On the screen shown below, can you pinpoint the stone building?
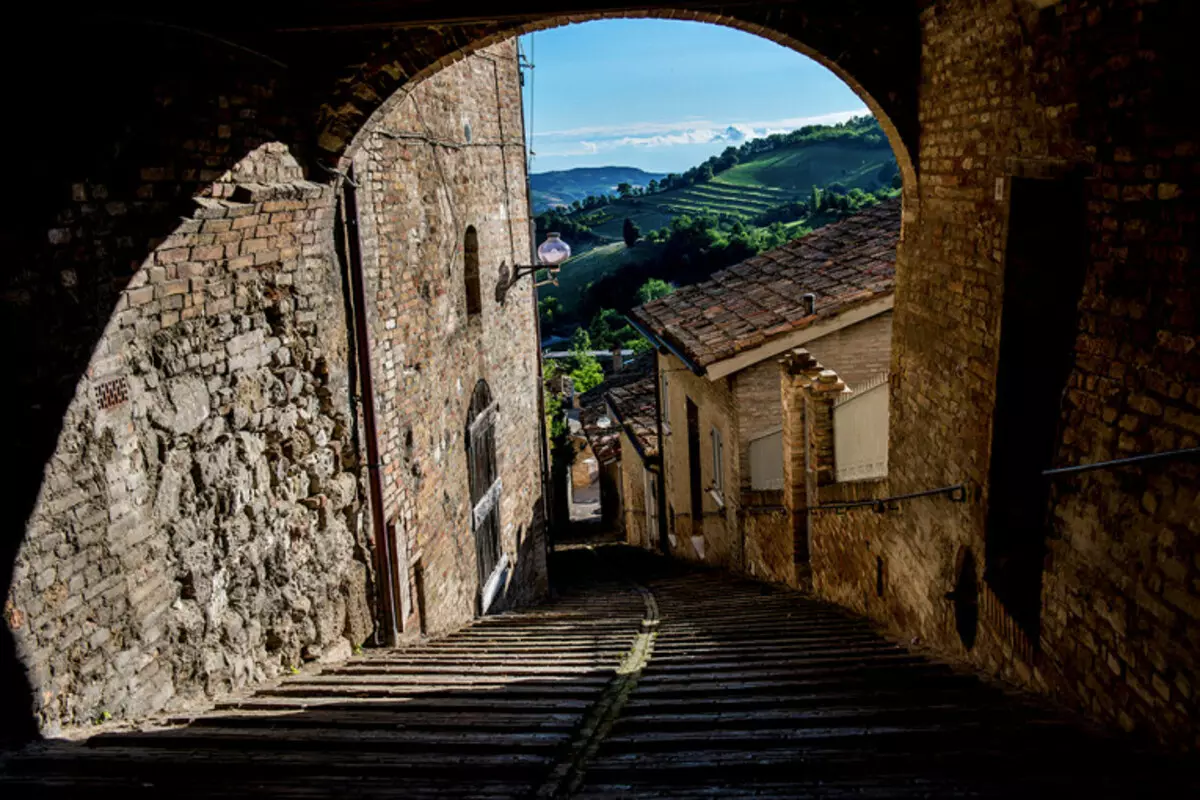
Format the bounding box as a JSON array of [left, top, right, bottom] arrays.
[[353, 41, 547, 636], [579, 354, 660, 546], [629, 201, 898, 581], [1, 41, 546, 739], [2, 0, 1199, 753]]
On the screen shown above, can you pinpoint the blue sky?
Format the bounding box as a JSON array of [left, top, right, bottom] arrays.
[[519, 19, 868, 175]]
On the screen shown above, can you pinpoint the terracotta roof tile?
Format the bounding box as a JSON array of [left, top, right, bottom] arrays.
[[578, 353, 654, 464], [606, 377, 659, 461], [629, 199, 900, 369]]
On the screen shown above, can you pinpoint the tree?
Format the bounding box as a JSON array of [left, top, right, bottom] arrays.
[[616, 182, 633, 198], [622, 218, 640, 248], [809, 185, 822, 213], [637, 278, 674, 304], [538, 296, 563, 328], [647, 179, 659, 194], [568, 329, 605, 394]]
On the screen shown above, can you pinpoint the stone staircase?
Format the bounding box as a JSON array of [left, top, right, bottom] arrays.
[[1, 546, 1195, 798]]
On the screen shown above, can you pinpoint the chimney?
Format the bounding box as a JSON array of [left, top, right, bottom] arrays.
[[611, 346, 623, 373], [801, 293, 817, 316]]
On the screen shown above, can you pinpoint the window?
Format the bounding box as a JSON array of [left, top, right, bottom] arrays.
[[660, 369, 670, 426], [463, 226, 481, 317], [686, 398, 702, 524], [748, 430, 784, 490], [644, 471, 659, 549], [710, 425, 725, 501]]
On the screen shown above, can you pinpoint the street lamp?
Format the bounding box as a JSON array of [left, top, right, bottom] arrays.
[[495, 232, 572, 304]]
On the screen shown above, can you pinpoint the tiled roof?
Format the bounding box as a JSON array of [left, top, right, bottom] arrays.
[[629, 199, 900, 369], [606, 377, 659, 462], [578, 353, 654, 464]]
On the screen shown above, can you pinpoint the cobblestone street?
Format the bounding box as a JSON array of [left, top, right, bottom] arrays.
[[2, 545, 1195, 798]]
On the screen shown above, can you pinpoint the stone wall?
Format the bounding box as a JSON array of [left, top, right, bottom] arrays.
[[354, 41, 546, 636], [5, 144, 374, 735]]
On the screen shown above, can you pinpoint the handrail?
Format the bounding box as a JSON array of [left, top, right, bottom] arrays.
[[813, 483, 966, 514], [1042, 447, 1200, 478]]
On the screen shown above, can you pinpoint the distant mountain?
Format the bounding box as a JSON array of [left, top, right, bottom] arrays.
[[531, 167, 666, 213]]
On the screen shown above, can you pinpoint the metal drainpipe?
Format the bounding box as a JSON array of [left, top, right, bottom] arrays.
[[339, 163, 399, 645]]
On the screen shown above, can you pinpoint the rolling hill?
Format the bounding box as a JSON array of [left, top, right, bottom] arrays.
[[531, 166, 666, 212], [572, 140, 895, 241], [539, 240, 664, 318]]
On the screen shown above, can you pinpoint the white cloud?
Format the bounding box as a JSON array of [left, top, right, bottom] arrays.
[[532, 108, 870, 157], [533, 108, 869, 154], [540, 107, 868, 142]]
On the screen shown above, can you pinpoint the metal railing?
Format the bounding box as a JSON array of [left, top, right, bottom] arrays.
[[1042, 447, 1200, 478], [813, 483, 967, 514]]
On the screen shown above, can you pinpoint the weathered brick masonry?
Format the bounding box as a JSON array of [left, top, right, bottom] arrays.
[[811, 0, 1200, 750], [354, 41, 546, 635], [3, 0, 1198, 750], [1, 26, 544, 740]]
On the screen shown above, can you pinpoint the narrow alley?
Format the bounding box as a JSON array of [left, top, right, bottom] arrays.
[[2, 545, 1193, 798]]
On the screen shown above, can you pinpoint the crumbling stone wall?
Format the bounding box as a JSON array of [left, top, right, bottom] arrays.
[[5, 143, 373, 735], [354, 41, 547, 636]]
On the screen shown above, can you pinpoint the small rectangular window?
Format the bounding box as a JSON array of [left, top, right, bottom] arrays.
[[711, 426, 724, 496], [660, 369, 670, 426]]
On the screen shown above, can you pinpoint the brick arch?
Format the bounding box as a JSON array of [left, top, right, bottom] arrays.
[[313, 6, 920, 194]]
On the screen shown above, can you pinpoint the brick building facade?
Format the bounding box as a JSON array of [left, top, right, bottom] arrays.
[[2, 0, 1198, 751], [354, 41, 546, 636], [1, 39, 545, 739]]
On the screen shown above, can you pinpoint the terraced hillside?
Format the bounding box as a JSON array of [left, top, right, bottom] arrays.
[[578, 140, 895, 241], [540, 240, 664, 317]]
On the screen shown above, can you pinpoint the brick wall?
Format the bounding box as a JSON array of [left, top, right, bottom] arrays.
[[808, 0, 1200, 749], [354, 41, 546, 636], [805, 312, 893, 391]]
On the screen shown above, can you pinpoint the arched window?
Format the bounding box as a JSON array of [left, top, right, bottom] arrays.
[[463, 226, 481, 316], [466, 380, 502, 611]]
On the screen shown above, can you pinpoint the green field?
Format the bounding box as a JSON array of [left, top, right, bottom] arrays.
[[540, 240, 664, 316], [574, 141, 895, 241]]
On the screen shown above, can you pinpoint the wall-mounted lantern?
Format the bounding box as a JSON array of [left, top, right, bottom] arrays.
[[495, 232, 572, 304]]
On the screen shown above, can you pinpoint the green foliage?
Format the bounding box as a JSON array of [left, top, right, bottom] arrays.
[[637, 278, 674, 304], [586, 307, 649, 353], [629, 336, 655, 355], [571, 359, 605, 395], [538, 296, 563, 328], [543, 361, 568, 441], [566, 329, 605, 394], [616, 182, 633, 198], [622, 217, 640, 248]]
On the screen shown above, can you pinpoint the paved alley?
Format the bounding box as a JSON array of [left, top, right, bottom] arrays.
[[2, 546, 1195, 798]]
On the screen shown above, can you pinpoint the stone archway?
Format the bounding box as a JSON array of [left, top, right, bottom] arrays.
[[312, 6, 920, 197]]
